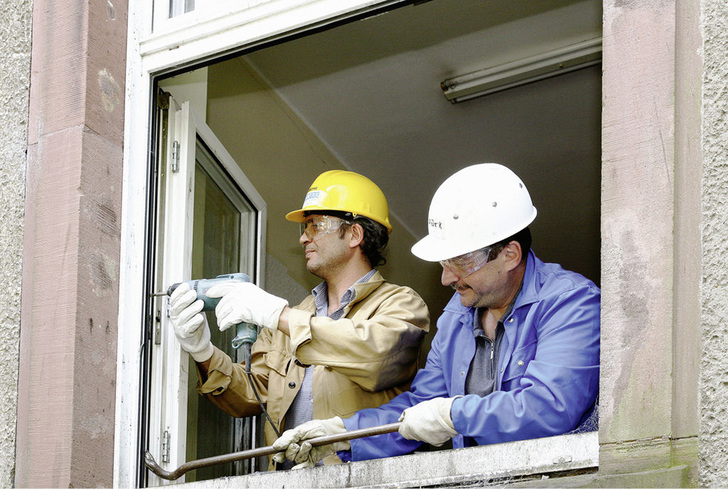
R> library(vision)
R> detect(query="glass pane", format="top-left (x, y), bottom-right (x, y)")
top-left (169, 0), bottom-right (195, 18)
top-left (185, 139), bottom-right (254, 480)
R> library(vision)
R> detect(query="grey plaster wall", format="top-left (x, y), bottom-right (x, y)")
top-left (700, 0), bottom-right (728, 486)
top-left (0, 0), bottom-right (31, 485)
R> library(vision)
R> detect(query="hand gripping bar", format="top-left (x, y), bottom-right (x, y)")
top-left (144, 422), bottom-right (401, 480)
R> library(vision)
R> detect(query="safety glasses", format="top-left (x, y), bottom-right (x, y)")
top-left (439, 247), bottom-right (492, 277)
top-left (300, 215), bottom-right (351, 240)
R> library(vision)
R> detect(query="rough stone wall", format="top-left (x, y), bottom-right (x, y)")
top-left (0, 0), bottom-right (32, 486)
top-left (700, 0), bottom-right (728, 486)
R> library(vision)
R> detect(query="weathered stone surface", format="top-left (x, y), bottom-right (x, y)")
top-left (179, 433), bottom-right (598, 488)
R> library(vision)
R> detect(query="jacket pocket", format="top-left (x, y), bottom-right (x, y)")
top-left (263, 349), bottom-right (290, 377)
top-left (501, 339), bottom-right (537, 389)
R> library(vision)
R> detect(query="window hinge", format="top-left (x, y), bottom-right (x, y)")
top-left (154, 309), bottom-right (162, 346)
top-left (162, 430), bottom-right (171, 463)
top-left (171, 140), bottom-right (180, 173)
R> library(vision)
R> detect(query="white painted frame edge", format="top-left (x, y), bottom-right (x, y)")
top-left (141, 0), bottom-right (403, 74)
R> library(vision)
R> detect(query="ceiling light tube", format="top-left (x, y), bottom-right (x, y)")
top-left (441, 37), bottom-right (602, 103)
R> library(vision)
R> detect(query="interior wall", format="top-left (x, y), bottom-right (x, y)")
top-left (240, 0), bottom-right (603, 289)
top-left (205, 57), bottom-right (449, 351)
top-left (160, 68), bottom-right (208, 120)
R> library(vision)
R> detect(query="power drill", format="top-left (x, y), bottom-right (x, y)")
top-left (159, 273), bottom-right (258, 372)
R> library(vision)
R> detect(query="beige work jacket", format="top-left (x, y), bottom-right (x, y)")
top-left (197, 271), bottom-right (430, 464)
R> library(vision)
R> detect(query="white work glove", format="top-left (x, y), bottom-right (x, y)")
top-left (398, 397), bottom-right (459, 446)
top-left (271, 417), bottom-right (348, 469)
top-left (169, 282), bottom-right (214, 362)
top-left (206, 282), bottom-right (288, 332)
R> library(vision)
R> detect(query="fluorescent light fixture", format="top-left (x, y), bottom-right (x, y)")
top-left (441, 38), bottom-right (602, 103)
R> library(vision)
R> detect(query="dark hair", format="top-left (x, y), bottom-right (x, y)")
top-left (354, 216), bottom-right (388, 267)
top-left (338, 217), bottom-right (388, 267)
top-left (487, 227), bottom-right (532, 263)
top-left (305, 211), bottom-right (389, 267)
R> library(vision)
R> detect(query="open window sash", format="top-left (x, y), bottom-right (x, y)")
top-left (148, 96), bottom-right (266, 484)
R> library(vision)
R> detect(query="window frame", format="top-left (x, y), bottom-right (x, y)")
top-left (115, 1), bottom-right (600, 485)
top-left (140, 0), bottom-right (406, 73)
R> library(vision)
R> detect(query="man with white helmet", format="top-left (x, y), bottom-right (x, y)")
top-left (271, 163), bottom-right (600, 467)
top-left (168, 170), bottom-right (430, 468)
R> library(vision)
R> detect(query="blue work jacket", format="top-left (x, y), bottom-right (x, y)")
top-left (343, 251), bottom-right (600, 461)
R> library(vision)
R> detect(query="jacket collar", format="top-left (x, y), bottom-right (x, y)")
top-left (513, 250), bottom-right (541, 310)
top-left (348, 269), bottom-right (386, 305)
top-left (314, 269), bottom-right (385, 315)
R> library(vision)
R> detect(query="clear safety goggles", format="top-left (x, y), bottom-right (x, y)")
top-left (300, 214), bottom-right (351, 240)
top-left (439, 247), bottom-right (493, 277)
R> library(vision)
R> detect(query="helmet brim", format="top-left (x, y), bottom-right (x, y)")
top-left (411, 235), bottom-right (478, 262)
top-left (285, 209), bottom-right (307, 223)
top-left (411, 208), bottom-right (537, 262)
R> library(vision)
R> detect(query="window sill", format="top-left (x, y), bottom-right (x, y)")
top-left (171, 431), bottom-right (598, 488)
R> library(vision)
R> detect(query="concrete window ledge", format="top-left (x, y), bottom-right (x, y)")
top-left (176, 432), bottom-right (598, 488)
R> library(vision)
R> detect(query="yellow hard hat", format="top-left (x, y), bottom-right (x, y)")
top-left (286, 170), bottom-right (392, 233)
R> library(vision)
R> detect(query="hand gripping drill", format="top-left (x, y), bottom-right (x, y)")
top-left (156, 273), bottom-right (257, 372)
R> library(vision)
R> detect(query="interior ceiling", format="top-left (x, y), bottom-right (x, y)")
top-left (243, 0), bottom-right (603, 280)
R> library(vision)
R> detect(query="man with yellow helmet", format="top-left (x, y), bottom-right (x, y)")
top-left (168, 170), bottom-right (430, 468)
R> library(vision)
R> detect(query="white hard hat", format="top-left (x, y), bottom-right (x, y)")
top-left (411, 163), bottom-right (537, 262)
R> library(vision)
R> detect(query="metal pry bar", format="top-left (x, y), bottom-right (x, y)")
top-left (144, 422), bottom-right (401, 480)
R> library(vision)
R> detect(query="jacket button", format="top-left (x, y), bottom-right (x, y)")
top-left (517, 360), bottom-right (524, 367)
top-left (288, 382), bottom-right (296, 389)
top-left (508, 317), bottom-right (515, 323)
